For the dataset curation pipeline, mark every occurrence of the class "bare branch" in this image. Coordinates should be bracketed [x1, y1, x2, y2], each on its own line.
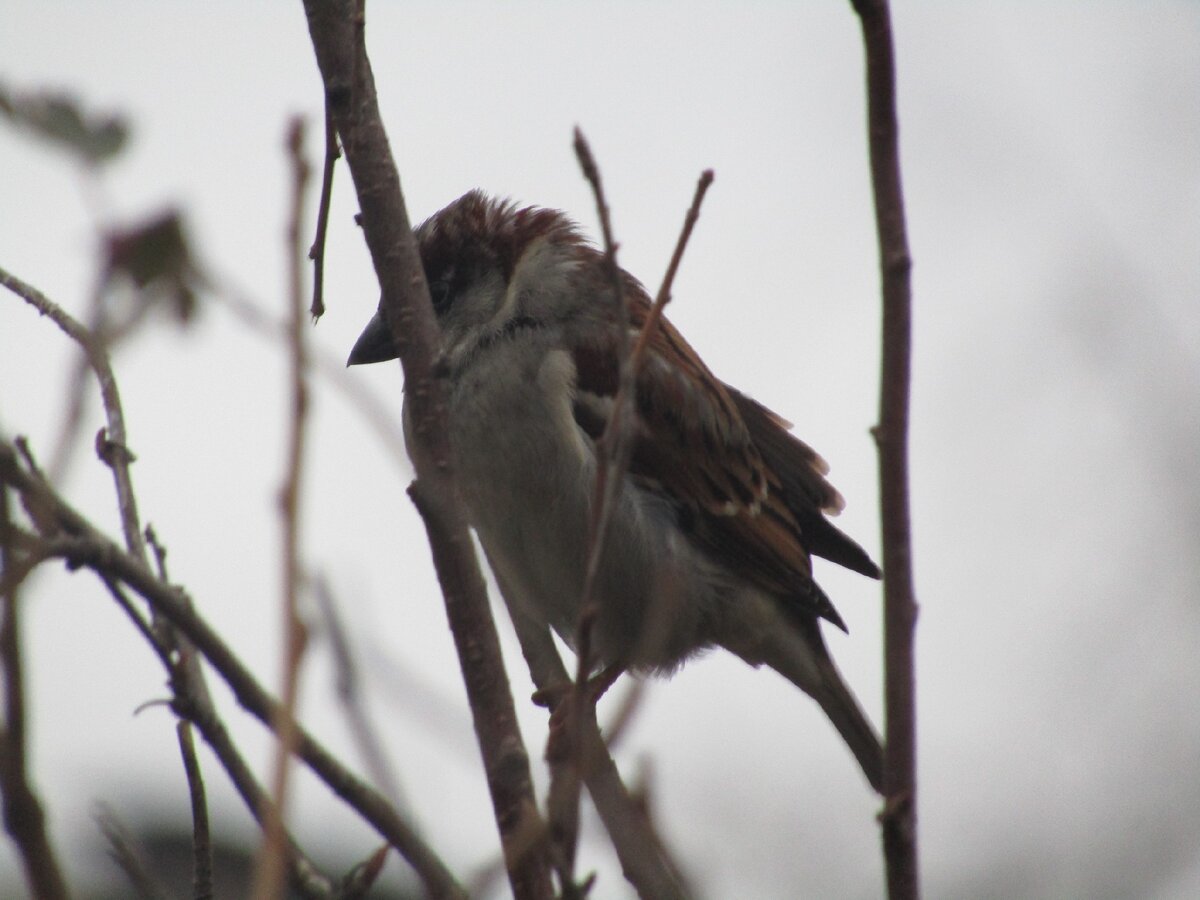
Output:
[176, 722, 214, 900]
[96, 806, 169, 900]
[0, 485, 69, 900]
[95, 543, 335, 898]
[171, 679, 333, 900]
[308, 104, 340, 321]
[848, 1, 920, 896]
[254, 114, 314, 900]
[0, 263, 146, 563]
[299, 2, 551, 895]
[553, 142, 714, 895]
[0, 441, 465, 898]
[313, 575, 404, 808]
[631, 168, 714, 367]
[506, 606, 688, 900]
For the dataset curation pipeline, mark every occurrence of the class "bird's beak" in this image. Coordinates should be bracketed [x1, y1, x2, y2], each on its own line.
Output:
[347, 310, 400, 366]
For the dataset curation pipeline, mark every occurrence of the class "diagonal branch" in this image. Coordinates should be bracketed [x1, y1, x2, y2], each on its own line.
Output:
[299, 2, 551, 896]
[0, 440, 465, 898]
[0, 264, 145, 563]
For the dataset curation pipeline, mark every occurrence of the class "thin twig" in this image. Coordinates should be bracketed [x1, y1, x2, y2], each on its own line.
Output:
[630, 169, 714, 367]
[177, 722, 214, 900]
[96, 806, 169, 900]
[313, 574, 405, 809]
[172, 682, 333, 899]
[87, 540, 334, 898]
[100, 574, 171, 668]
[0, 485, 70, 900]
[548, 129, 635, 895]
[255, 115, 314, 900]
[0, 264, 146, 563]
[558, 139, 714, 893]
[144, 523, 170, 579]
[300, 2, 551, 895]
[506, 605, 688, 900]
[308, 103, 340, 321]
[0, 441, 465, 898]
[848, 1, 920, 897]
[337, 844, 390, 899]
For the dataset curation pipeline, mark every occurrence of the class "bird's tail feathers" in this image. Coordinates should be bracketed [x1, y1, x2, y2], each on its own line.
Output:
[750, 622, 884, 794]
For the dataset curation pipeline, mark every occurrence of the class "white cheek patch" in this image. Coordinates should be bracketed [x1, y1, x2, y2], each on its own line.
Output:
[506, 239, 582, 322]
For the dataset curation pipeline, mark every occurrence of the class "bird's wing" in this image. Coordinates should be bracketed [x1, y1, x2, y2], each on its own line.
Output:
[569, 288, 855, 629]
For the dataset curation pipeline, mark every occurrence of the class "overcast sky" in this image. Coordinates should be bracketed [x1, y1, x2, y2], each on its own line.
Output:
[1, 2, 1198, 898]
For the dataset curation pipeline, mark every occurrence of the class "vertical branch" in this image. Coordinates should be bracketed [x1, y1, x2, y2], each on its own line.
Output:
[556, 138, 713, 892]
[254, 116, 313, 900]
[176, 722, 214, 900]
[0, 487, 69, 900]
[299, 3, 551, 897]
[848, 1, 920, 897]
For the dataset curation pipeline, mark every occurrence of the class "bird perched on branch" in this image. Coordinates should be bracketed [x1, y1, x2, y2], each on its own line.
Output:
[349, 190, 884, 792]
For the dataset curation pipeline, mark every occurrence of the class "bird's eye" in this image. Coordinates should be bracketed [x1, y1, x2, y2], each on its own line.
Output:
[429, 275, 453, 315]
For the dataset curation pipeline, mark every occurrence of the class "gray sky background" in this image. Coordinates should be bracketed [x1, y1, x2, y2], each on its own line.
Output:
[1, 2, 1198, 897]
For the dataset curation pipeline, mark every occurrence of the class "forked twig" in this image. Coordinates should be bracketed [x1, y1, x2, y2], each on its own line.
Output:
[550, 130, 711, 896]
[0, 264, 145, 564]
[0, 441, 462, 897]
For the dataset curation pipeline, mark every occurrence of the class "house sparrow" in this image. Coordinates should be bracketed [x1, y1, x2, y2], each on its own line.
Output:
[349, 190, 884, 792]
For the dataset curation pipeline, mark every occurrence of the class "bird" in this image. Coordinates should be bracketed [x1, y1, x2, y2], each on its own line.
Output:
[348, 190, 884, 792]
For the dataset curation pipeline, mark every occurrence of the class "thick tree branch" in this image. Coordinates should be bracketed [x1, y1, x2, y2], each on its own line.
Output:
[298, 3, 551, 896]
[849, 1, 920, 897]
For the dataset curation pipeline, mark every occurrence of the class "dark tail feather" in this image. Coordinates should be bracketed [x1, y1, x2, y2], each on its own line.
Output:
[809, 661, 884, 794]
[753, 620, 884, 794]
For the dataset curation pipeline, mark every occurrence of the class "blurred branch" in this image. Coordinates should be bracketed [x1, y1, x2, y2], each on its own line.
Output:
[97, 806, 169, 900]
[314, 575, 404, 808]
[92, 551, 333, 898]
[0, 439, 465, 898]
[255, 114, 314, 900]
[176, 722, 214, 900]
[0, 485, 69, 900]
[550, 134, 712, 895]
[0, 262, 334, 893]
[299, 2, 552, 896]
[507, 607, 688, 900]
[848, 1, 920, 897]
[0, 263, 147, 563]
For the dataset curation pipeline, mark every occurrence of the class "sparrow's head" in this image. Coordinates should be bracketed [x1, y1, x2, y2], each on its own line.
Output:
[347, 190, 590, 367]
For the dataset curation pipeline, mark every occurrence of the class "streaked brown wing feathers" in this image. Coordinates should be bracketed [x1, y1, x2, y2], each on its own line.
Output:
[570, 290, 849, 626]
